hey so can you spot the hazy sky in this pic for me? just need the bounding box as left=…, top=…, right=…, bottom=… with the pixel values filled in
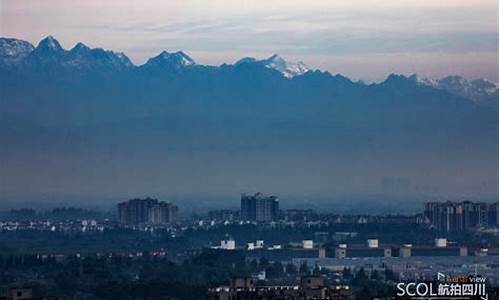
left=1, top=0, right=498, bottom=82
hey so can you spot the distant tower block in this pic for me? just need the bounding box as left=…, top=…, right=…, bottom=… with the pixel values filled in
left=399, top=244, right=412, bottom=258
left=240, top=193, right=279, bottom=222
left=221, top=239, right=235, bottom=250
left=383, top=248, right=392, bottom=257
left=435, top=238, right=447, bottom=248
left=459, top=247, right=468, bottom=257
left=475, top=248, right=488, bottom=257
left=335, top=244, right=347, bottom=259
left=302, top=240, right=313, bottom=249
left=8, top=288, right=33, bottom=300
left=318, top=247, right=326, bottom=258
left=367, top=239, right=379, bottom=248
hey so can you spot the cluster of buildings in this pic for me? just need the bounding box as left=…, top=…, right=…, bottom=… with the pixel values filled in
left=208, top=236, right=498, bottom=288
left=240, top=193, right=280, bottom=222
left=207, top=276, right=354, bottom=300
left=424, top=201, right=498, bottom=233
left=117, top=197, right=178, bottom=226
left=216, top=237, right=494, bottom=261
left=0, top=288, right=65, bottom=300
left=293, top=255, right=499, bottom=286
left=0, top=219, right=107, bottom=233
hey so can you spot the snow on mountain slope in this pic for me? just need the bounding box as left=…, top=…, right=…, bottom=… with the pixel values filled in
left=410, top=74, right=498, bottom=104
left=0, top=35, right=497, bottom=106
left=142, top=50, right=196, bottom=70
left=236, top=54, right=309, bottom=78
left=0, top=38, right=34, bottom=64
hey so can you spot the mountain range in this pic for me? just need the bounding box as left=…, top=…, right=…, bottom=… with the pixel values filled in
left=1, top=36, right=497, bottom=103
left=0, top=36, right=498, bottom=203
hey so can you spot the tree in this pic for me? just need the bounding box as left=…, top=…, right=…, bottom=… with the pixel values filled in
left=259, top=257, right=269, bottom=268
left=313, top=264, right=321, bottom=275
left=356, top=267, right=367, bottom=280
left=249, top=259, right=259, bottom=270
left=285, top=263, right=298, bottom=275
left=342, top=267, right=352, bottom=279
left=266, top=261, right=284, bottom=278
left=299, top=262, right=309, bottom=275
left=384, top=268, right=396, bottom=281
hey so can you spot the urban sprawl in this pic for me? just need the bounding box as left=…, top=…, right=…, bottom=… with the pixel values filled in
left=0, top=194, right=498, bottom=300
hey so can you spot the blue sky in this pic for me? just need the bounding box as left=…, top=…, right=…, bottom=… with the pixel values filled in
left=1, top=0, right=498, bottom=82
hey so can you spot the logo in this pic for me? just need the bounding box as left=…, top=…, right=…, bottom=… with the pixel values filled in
left=396, top=272, right=489, bottom=299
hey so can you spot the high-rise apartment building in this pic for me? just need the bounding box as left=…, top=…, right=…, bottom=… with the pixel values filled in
left=241, top=193, right=279, bottom=222
left=117, top=197, right=178, bottom=226
left=148, top=201, right=178, bottom=225
left=424, top=201, right=498, bottom=233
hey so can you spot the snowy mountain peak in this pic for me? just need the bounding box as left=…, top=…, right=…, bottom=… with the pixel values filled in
left=234, top=57, right=257, bottom=66
left=439, top=75, right=469, bottom=87
left=409, top=74, right=498, bottom=104
left=170, top=51, right=196, bottom=66
left=235, top=54, right=310, bottom=78
left=262, top=54, right=286, bottom=71
left=66, top=41, right=133, bottom=70
left=160, top=51, right=193, bottom=63
left=71, top=42, right=91, bottom=53
left=262, top=54, right=309, bottom=78
left=471, top=78, right=498, bottom=94
left=409, top=74, right=437, bottom=87
left=146, top=50, right=196, bottom=68
left=114, top=52, right=132, bottom=67
left=265, top=54, right=286, bottom=65
left=37, top=35, right=63, bottom=52
left=0, top=38, right=34, bottom=63
left=285, top=61, right=309, bottom=78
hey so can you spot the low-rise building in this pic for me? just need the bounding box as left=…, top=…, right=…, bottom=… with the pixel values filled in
left=207, top=276, right=354, bottom=300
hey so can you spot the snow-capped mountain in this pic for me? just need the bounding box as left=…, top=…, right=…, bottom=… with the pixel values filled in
left=36, top=35, right=64, bottom=53
left=142, top=50, right=196, bottom=70
left=1, top=36, right=497, bottom=197
left=8, top=36, right=133, bottom=72
left=0, top=36, right=497, bottom=106
left=408, top=74, right=438, bottom=87
left=0, top=38, right=34, bottom=64
left=410, top=74, right=498, bottom=104
left=236, top=54, right=309, bottom=78
left=437, top=76, right=498, bottom=103
left=65, top=42, right=133, bottom=71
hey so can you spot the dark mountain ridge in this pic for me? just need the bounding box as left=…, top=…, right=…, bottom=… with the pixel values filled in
left=0, top=36, right=497, bottom=200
